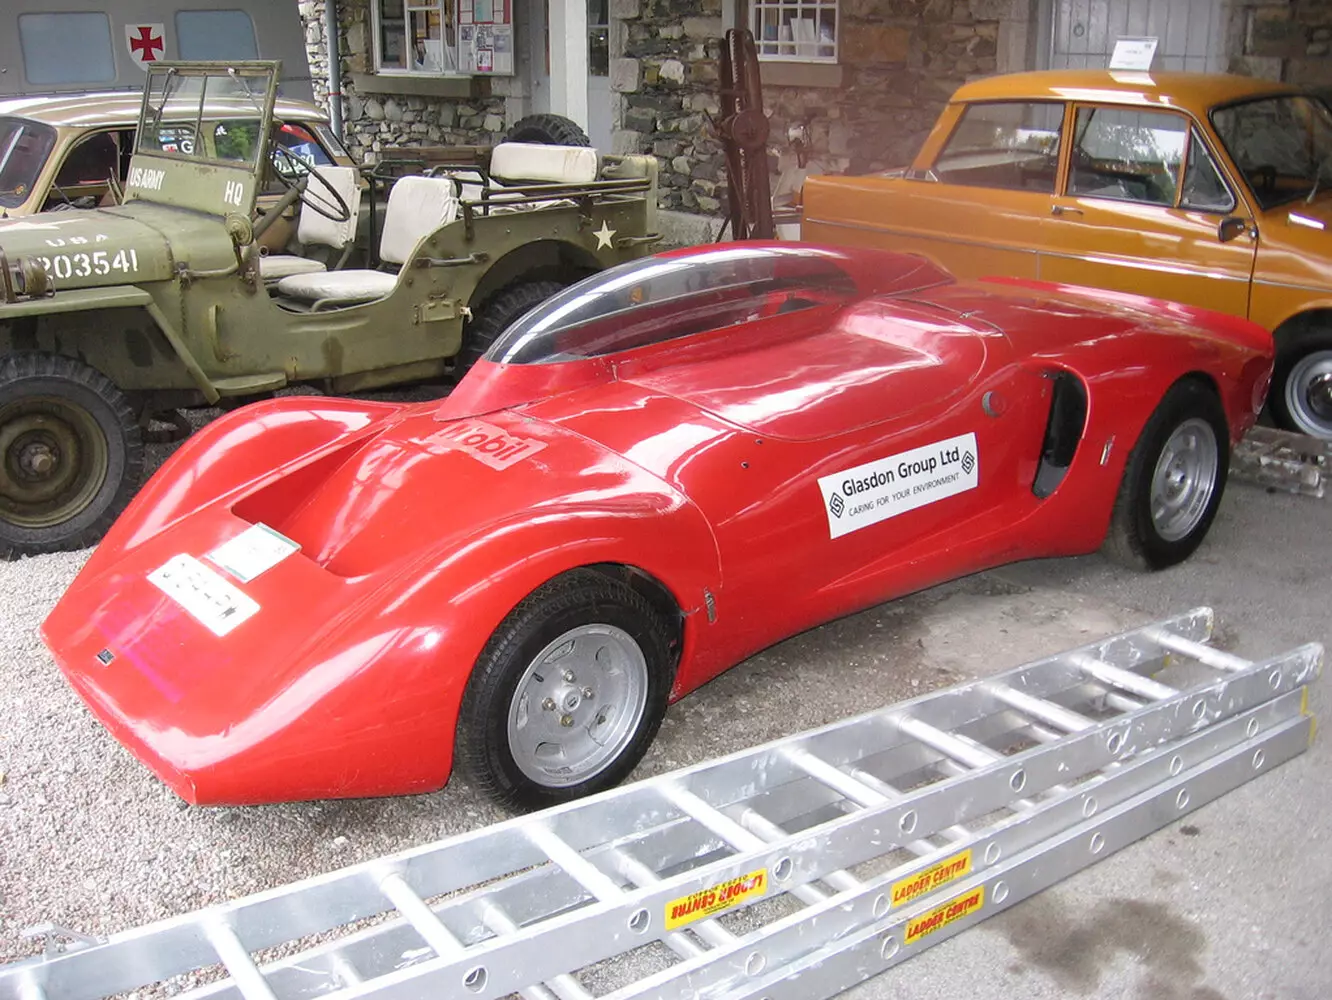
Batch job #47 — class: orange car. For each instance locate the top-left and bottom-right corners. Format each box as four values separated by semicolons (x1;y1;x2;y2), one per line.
803;70;1332;439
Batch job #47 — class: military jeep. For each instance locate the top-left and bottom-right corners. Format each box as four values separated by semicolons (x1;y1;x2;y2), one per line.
0;61;660;558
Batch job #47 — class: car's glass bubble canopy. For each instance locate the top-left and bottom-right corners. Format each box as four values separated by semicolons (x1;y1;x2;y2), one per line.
486;245;859;365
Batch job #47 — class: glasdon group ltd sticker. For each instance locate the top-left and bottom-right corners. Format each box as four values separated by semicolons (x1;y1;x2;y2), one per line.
819;432;979;539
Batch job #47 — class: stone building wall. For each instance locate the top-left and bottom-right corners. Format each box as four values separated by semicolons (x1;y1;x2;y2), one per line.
611;0;1033;215
1229;0;1332;86
298;0;508;163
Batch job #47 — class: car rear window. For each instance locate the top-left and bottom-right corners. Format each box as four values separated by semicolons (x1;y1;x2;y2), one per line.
486;246;859;365
933;101;1065;193
0;118;56;209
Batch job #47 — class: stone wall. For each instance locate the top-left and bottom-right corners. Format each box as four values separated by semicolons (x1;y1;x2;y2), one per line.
1229;0;1332;85
613;0;1032;215
298;0;509;163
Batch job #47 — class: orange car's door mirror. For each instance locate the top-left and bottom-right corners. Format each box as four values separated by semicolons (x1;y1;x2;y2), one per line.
1217;217;1249;243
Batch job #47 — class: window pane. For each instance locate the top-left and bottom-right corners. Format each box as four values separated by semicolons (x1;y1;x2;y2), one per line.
0;118;57;209
380;0;407;69
1212;96;1332;210
18;12;115;86
751;0;838;63
934;102;1064;192
1068;106;1187;206
1180;130;1235;213
176;11;259;60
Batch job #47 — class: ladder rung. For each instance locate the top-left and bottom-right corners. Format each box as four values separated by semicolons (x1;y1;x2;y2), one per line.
987;683;1095;732
1068;652;1178;701
203;921;277;1000
843;767;970;850
480;903;593;1000
897;717;1001;769
608;849;730;952
735;807;860;894
525;825;625;902
378;872;462;958
662;785;832;906
1143;627;1253;673
784;748;888;807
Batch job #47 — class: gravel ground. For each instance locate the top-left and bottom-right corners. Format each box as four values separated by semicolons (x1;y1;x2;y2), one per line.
0;415;1329;999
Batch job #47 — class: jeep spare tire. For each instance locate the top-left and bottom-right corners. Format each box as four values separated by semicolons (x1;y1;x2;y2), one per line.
0;353;143;559
504;114;591;147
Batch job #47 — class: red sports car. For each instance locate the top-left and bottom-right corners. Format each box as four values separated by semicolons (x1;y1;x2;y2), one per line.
41;244;1273;809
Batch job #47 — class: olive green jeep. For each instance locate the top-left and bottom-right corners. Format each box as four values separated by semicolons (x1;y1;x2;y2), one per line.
0;61;660;558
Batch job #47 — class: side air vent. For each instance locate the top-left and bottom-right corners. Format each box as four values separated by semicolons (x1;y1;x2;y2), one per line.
1033;371;1088;498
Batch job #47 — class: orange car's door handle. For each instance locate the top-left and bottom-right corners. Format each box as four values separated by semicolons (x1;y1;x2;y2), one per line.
1051;205;1083;217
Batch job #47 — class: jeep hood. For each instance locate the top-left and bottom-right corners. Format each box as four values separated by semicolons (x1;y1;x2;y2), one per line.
0;203;232;289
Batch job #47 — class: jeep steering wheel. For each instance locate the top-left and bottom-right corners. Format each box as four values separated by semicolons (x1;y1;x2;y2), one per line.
270;145;351;223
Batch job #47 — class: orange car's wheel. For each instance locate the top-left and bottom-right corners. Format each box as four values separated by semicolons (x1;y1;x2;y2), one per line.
457;569;672;811
1103;379;1229;571
1270;334;1332;440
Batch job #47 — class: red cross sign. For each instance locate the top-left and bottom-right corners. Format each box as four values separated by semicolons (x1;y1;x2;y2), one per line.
125;24;166;69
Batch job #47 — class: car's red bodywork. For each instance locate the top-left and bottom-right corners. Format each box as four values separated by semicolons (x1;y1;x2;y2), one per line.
41;244;1273;804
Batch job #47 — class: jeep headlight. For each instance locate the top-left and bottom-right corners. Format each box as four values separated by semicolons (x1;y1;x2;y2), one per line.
0;251;52;302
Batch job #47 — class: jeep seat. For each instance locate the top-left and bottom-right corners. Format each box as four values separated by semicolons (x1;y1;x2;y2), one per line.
260;166;363;281
275;175;459;307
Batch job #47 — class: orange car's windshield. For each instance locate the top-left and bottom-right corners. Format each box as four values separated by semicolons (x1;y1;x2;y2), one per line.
1211;95;1332;210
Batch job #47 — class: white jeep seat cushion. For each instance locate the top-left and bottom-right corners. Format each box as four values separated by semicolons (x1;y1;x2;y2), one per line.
260;166;363;281
489;142;599;184
259;255;329;280
379;174;460;265
276;269;397;304
276;175;457;305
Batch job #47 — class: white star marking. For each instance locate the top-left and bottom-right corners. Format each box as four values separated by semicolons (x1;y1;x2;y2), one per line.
593;220;616;250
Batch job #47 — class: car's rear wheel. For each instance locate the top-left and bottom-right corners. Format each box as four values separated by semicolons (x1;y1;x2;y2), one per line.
1270;334;1332;439
457;279;565;375
0;353;142;559
458;569;672;811
1103;379;1229;571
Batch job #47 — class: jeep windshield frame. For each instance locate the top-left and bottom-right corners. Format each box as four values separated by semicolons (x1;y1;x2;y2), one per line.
486;246;860;365
124;61;278;216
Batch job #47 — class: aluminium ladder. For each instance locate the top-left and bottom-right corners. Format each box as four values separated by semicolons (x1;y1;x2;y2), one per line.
1232;426;1332;498
2;607;1320;1000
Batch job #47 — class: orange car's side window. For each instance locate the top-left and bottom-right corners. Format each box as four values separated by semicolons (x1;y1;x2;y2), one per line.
1068;105;1188;207
932;101;1064;194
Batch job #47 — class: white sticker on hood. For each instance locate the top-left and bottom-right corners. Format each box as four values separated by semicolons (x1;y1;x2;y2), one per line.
148;554;259;637
819;432;979;539
423;419;547;470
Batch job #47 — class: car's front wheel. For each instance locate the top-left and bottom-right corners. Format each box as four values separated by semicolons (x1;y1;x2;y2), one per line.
1270;334;1332;440
457;569;673;811
1103;379;1229;571
0;353;143;559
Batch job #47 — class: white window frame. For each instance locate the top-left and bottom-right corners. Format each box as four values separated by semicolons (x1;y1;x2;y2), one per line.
748;0;839;64
372;0;463;77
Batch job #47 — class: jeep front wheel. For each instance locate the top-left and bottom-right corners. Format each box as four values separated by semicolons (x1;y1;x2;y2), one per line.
0;354;143;559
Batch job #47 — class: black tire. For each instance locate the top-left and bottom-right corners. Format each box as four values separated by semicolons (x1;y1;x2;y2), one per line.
1103;379;1229;571
1269;332;1332;439
458;279;565;374
457;569;674;811
504;113;591;147
0;353;143;559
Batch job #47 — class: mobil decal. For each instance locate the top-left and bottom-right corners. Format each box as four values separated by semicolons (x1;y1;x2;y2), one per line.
818;431;979;539
422;419;548;470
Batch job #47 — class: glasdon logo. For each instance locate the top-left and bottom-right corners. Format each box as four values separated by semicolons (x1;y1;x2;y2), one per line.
818;432;981;540
423;419;548;470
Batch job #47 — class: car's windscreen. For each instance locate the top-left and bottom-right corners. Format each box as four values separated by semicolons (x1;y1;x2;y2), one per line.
137;66;274;167
0;118;56;209
486;247;859;365
1211;95;1332;210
